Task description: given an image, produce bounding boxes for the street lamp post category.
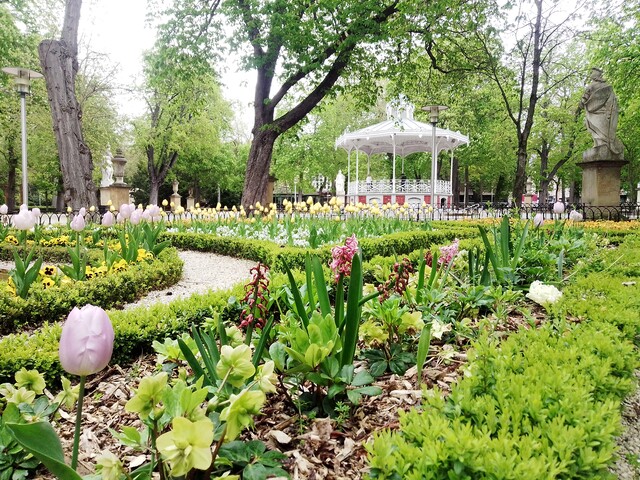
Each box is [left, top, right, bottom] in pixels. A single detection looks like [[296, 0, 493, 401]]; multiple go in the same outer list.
[[422, 105, 448, 214], [2, 67, 43, 207]]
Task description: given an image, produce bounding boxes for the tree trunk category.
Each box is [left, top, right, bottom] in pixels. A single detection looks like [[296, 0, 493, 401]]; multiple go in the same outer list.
[[38, 0, 97, 210], [241, 128, 278, 207], [513, 147, 528, 206], [539, 142, 550, 204]]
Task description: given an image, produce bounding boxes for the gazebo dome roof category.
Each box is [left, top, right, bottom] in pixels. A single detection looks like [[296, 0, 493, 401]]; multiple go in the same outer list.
[[335, 97, 469, 156]]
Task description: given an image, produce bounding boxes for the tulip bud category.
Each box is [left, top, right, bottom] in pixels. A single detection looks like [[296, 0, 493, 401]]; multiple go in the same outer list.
[[569, 210, 583, 222], [553, 201, 565, 214], [0, 204, 8, 215], [13, 204, 36, 230], [59, 305, 114, 376], [70, 213, 86, 232], [533, 213, 544, 228], [102, 211, 115, 227]]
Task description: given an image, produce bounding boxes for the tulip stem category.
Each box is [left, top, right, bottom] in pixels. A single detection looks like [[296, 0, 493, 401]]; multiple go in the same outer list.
[[71, 375, 86, 471]]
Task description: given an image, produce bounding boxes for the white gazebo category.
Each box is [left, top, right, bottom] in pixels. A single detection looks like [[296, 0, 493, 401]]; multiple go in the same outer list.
[[334, 97, 469, 207]]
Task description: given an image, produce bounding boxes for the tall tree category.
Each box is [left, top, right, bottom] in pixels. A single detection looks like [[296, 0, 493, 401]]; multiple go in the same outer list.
[[38, 0, 98, 209], [155, 0, 456, 207], [134, 46, 229, 205], [421, 0, 584, 205]]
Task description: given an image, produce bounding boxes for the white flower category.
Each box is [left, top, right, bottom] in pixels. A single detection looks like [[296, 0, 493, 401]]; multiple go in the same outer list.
[[13, 204, 36, 230], [533, 213, 544, 228], [553, 201, 565, 214], [526, 280, 562, 306], [430, 319, 452, 340], [0, 204, 7, 215], [569, 210, 583, 222]]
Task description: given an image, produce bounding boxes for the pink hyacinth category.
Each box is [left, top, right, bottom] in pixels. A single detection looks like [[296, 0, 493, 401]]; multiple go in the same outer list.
[[438, 238, 459, 266], [329, 234, 359, 281]]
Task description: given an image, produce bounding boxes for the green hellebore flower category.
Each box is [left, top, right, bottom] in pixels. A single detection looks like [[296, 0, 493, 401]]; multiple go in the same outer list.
[[15, 368, 46, 395], [125, 372, 169, 419], [156, 416, 214, 477], [5, 386, 36, 405], [216, 345, 255, 388], [220, 388, 266, 441], [53, 376, 80, 410], [95, 451, 124, 480], [255, 361, 277, 394]]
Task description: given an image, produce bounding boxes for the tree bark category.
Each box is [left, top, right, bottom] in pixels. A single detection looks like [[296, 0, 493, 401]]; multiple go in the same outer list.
[[242, 128, 278, 207], [38, 0, 98, 210]]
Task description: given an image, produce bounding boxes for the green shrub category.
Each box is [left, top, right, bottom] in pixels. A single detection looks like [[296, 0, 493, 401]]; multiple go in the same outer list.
[[0, 248, 183, 335], [367, 322, 634, 479], [366, 230, 639, 479]]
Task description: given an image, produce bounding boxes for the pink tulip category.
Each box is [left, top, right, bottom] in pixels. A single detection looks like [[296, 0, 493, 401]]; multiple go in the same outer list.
[[59, 305, 114, 376], [102, 211, 115, 227], [13, 204, 36, 230], [70, 213, 86, 232], [118, 203, 132, 220], [533, 213, 544, 228], [130, 209, 142, 225]]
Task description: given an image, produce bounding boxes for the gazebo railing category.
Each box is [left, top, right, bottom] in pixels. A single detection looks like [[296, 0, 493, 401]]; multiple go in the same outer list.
[[347, 179, 452, 196]]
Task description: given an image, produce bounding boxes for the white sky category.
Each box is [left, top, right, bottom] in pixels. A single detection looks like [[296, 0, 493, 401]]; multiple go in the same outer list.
[[78, 0, 254, 130]]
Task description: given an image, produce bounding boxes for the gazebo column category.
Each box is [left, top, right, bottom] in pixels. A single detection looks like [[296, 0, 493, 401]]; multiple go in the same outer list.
[[392, 134, 397, 204], [355, 149, 360, 202], [347, 150, 351, 201]]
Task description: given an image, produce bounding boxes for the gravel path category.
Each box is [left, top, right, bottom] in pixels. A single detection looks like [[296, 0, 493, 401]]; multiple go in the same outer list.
[[122, 250, 256, 309], [0, 251, 257, 310]]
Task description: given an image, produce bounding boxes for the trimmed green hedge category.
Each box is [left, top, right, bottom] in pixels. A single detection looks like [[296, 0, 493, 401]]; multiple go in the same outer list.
[[366, 234, 640, 479], [163, 227, 475, 272], [0, 248, 183, 335]]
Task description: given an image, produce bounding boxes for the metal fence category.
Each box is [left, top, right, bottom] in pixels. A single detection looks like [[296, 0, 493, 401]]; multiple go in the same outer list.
[[2, 203, 639, 227]]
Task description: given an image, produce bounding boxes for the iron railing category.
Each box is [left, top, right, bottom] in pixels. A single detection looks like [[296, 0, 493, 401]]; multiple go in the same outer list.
[[1, 203, 638, 227]]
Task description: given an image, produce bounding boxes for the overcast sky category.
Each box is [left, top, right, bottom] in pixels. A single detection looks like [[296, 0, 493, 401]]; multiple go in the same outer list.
[[78, 0, 254, 129]]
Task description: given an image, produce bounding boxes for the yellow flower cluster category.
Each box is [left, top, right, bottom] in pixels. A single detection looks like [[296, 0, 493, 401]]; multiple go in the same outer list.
[[39, 235, 71, 247]]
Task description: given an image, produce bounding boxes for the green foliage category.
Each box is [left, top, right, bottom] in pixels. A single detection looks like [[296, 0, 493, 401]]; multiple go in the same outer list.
[[9, 246, 43, 299], [366, 232, 640, 479], [217, 440, 288, 480], [0, 247, 183, 335]]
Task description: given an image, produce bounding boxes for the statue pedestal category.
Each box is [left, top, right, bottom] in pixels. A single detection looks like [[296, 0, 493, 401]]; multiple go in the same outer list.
[[578, 154, 629, 220], [186, 196, 195, 211], [100, 184, 130, 210], [523, 193, 534, 205]]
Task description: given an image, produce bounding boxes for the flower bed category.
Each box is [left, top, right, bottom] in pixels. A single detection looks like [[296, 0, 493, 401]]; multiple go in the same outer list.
[[1, 216, 639, 479]]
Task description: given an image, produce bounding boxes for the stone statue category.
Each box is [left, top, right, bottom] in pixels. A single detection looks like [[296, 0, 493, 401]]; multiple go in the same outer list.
[[101, 146, 114, 187], [580, 68, 623, 157], [335, 170, 345, 195]]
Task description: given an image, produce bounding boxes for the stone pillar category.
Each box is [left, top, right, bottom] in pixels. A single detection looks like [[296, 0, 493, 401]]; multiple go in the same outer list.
[[100, 149, 130, 209], [267, 174, 276, 205], [170, 180, 181, 211]]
